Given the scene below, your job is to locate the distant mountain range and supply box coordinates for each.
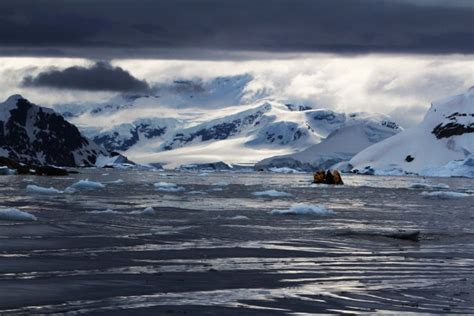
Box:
[2,74,471,177]
[53,75,401,168]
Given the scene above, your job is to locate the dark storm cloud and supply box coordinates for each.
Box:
[22,62,150,92]
[0,0,473,58]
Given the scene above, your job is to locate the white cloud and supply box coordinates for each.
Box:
[0,54,472,127]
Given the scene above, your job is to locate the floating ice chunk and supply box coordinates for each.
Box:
[87,209,120,215]
[213,181,229,186]
[229,215,249,220]
[187,191,208,195]
[142,207,155,215]
[26,184,63,194]
[271,203,334,216]
[0,166,16,175]
[70,179,105,190]
[269,167,303,174]
[107,179,124,184]
[0,208,37,221]
[252,190,292,197]
[432,183,450,190]
[198,172,209,177]
[408,183,431,189]
[154,182,185,192]
[421,191,470,199]
[129,207,156,215]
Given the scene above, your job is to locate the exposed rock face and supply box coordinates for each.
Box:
[0,95,107,167]
[0,157,69,176]
[92,119,171,152]
[163,105,271,151]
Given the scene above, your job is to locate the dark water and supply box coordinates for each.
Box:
[0,170,473,315]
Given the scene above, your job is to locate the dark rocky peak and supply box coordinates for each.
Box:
[0,95,107,167]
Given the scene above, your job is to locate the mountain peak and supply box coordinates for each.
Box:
[4,94,25,104]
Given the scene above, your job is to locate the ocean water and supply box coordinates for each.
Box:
[0,170,473,314]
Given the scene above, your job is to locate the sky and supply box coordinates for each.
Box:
[0,0,472,127]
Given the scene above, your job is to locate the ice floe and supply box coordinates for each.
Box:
[106,179,124,184]
[71,179,105,190]
[0,166,16,175]
[432,183,450,190]
[228,215,249,220]
[213,181,229,186]
[271,203,334,216]
[269,167,303,174]
[26,184,63,194]
[421,191,470,199]
[87,209,121,215]
[408,183,432,189]
[154,182,185,192]
[0,208,37,221]
[252,190,292,197]
[129,207,156,215]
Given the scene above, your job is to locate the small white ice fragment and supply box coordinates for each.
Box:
[252,190,292,197]
[154,182,185,192]
[0,208,37,221]
[70,179,105,190]
[128,207,156,215]
[271,203,334,216]
[229,215,249,220]
[432,183,450,190]
[421,191,470,199]
[213,181,229,186]
[269,167,302,174]
[26,184,62,194]
[88,209,120,215]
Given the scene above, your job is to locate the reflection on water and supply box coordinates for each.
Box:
[0,170,473,314]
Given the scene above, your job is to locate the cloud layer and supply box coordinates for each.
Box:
[22,62,150,92]
[2,54,472,128]
[0,0,473,58]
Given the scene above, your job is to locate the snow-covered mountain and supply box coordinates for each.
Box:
[61,92,401,168]
[256,115,401,170]
[0,95,107,167]
[350,87,474,176]
[49,74,405,169]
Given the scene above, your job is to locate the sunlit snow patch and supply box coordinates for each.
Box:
[271,203,334,216]
[0,208,37,221]
[252,190,292,197]
[154,182,185,192]
[26,184,63,194]
[421,191,470,199]
[70,179,105,190]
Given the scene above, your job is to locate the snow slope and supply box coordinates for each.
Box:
[256,118,401,170]
[350,87,474,176]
